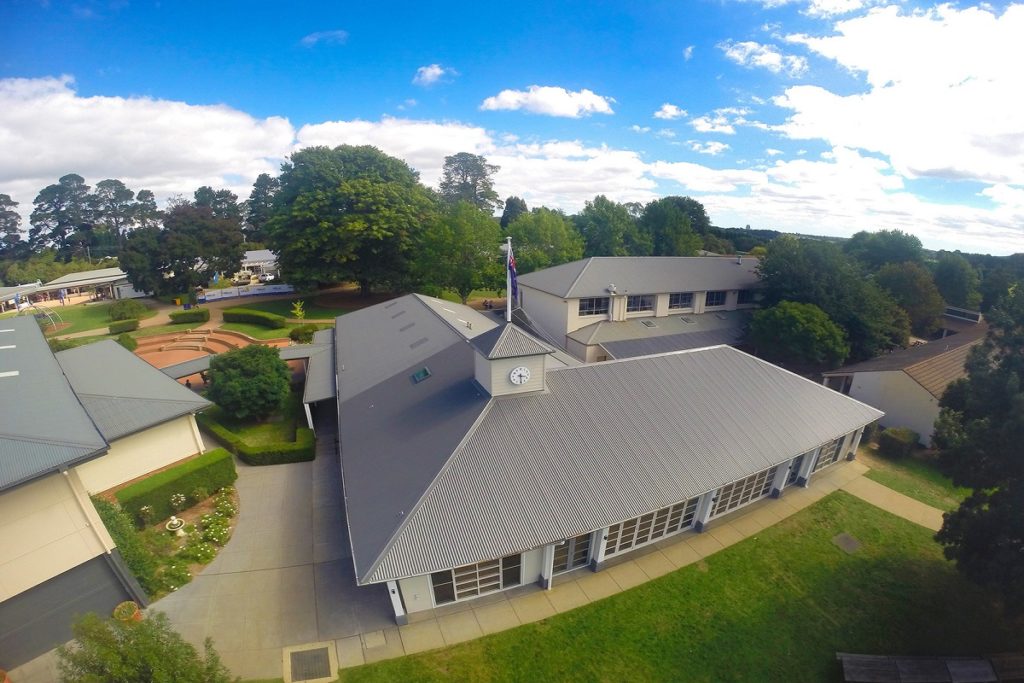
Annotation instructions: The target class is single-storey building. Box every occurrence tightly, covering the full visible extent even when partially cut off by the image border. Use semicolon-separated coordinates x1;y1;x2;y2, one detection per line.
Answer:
0;318;210;669
516;256;761;361
332;294;882;624
822;327;986;446
41;266;149;301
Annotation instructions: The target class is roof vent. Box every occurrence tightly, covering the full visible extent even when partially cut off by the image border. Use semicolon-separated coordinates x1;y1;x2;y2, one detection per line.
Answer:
399;322;415;332
715;313;728;320
391;310;406;319
640;319;657;328
680;316;695;324
410;367;431;384
409;337;428;349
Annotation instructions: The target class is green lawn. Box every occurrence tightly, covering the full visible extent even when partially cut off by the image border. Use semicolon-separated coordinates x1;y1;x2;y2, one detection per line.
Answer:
201;392;301;446
438;289;503;305
221;321;332;340
861;445;970;512
233;297;349;320
337;492;1019;683
133;322;207;338
25;301;158;336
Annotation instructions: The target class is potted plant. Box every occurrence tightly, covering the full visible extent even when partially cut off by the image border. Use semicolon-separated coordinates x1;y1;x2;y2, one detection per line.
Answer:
112;600;142;623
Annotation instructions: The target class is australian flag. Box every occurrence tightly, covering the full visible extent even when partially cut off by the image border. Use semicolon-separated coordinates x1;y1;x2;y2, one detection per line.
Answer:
508;246;518;301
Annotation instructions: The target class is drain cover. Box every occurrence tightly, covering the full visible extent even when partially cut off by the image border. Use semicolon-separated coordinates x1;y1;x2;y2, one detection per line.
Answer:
290;647;331;682
832;532;862;554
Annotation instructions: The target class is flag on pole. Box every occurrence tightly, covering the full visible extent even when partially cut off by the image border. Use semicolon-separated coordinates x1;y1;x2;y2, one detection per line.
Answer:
508;245;518;302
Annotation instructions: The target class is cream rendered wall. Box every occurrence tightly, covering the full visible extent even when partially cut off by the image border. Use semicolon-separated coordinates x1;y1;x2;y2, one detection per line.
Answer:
519;286;571;344
0;470;114;601
397;574;433;614
520;547;545;584
74;415;205;494
486;355;547;396
848;371;939;445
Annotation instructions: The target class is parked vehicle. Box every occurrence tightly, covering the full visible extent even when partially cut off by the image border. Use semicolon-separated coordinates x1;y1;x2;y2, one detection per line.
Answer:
258;272;276;283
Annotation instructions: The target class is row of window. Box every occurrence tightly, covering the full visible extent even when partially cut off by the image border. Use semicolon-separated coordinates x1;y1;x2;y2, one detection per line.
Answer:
813;437;845;473
711;464;779;518
578;290;752;316
553;532;592;574
430;554;522;605
605;495;700;557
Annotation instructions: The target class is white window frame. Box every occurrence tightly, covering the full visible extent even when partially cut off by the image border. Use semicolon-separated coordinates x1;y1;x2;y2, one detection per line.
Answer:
626;294;655;313
705;290;727;307
710;465;780;518
578;297;610;316
668;292;694;310
430;553;523;606
605;496;700;557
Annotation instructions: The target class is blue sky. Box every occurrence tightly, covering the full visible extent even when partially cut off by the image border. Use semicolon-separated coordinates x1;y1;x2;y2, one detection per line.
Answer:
2;0;1022;254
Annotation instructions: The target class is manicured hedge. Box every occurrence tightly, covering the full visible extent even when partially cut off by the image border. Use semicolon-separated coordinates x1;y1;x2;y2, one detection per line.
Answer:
108;318;140;334
92;497;159;595
108;299;149;321
878;426;919;458
196;414;316;466
169;308;210;324
222;307;287;329
116;333;138;351
115;448;237;524
289;323;319;344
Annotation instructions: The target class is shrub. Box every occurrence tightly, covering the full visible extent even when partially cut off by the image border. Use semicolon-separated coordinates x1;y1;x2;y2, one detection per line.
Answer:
108;299;149;321
108;319;140;334
48;337;77;352
155;562;192;593
289;323;318;344
878;427;919;458
222;307;287;329
197;412;316;465
168;308;210;324
116;332;138;351
115;449;237;524
169;492;187;512
207;345;290;420
91;497;159;596
179;539;217;564
189;486;208;504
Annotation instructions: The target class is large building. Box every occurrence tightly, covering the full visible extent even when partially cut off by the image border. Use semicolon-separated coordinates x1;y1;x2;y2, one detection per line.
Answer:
333;294;882;623
0;318;210;669
516;256;761;361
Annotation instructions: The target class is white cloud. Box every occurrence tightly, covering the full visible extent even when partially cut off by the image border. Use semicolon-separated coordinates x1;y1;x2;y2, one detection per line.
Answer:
683;46;695;61
412;64;457;87
689;141;731;155
719;40;808;76
749;0;881;17
396;98;417;111
778;4;1024;187
690;107;750;135
300;30;348;47
630;125;651;134
480;85;615;118
653;103;687;120
656;129;677;139
765;148;784;156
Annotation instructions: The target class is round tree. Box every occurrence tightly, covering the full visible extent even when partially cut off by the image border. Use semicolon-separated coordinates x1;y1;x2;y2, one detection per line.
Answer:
207;344;289;421
749;301;850;371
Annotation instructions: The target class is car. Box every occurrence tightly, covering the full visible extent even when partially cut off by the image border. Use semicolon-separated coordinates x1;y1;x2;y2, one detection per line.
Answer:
258;272;276;283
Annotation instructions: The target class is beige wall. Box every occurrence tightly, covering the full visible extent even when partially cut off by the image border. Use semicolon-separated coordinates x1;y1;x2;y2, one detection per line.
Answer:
476;354;547;396
519;286;572;345
0;470;114;601
75;415;205;494
848;371;938;445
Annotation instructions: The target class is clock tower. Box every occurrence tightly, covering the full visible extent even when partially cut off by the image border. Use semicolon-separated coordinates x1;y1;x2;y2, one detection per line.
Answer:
470;323;554;397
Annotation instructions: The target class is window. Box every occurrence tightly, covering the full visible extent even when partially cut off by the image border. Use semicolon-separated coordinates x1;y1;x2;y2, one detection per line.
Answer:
787;453;808;485
553;532;592;574
737;289;757;305
431;554;523;605
669;292;694;309
711;465;780;517
578;297;610;316
813;437;845;473
410;367;431;384
605;496;699;557
626;294;655;313
705;290;727;307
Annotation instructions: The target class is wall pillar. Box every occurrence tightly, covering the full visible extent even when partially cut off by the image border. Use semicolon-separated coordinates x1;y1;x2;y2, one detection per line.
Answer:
770;460;791;498
189;414;206;454
692;489;717;532
847;427;864;461
796;446;821;487
539;543;556;589
387;580;408;626
304;402;315;433
588;527;608;571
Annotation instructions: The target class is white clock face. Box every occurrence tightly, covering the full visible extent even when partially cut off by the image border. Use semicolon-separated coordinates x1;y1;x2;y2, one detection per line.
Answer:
509;366;531;385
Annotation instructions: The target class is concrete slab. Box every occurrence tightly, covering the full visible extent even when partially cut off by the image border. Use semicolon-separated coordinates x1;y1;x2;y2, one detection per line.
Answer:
575;570;620;602
841;476;944;531
361;627;404;664
660;540;701;568
399;619;446;654
545;579;591;613
473;600;522;635
686;532;725;557
633;549;676;579
335;636;365;668
706;523;745;548
606;561;648;591
437;610;484;645
730;512;769;537
509;590;557;624
220;647;283;681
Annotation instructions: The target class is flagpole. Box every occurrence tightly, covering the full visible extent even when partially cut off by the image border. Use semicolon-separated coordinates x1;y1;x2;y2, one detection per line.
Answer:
505;236;512;323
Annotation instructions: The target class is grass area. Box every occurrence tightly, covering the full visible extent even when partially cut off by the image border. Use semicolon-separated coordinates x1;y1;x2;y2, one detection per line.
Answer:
338;492;1020;683
221;321;332;340
23;301;158;336
234;297;349;320
438;289;503;305
861;445;970;512
132;322;207;338
49;333;117;350
201;391;301;446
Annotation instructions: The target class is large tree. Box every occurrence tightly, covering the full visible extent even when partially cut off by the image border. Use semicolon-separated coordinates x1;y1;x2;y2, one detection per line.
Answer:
506;207;584;274
91;179;137;246
933;287;1024;611
244;173;280;242
758;235;909;361
265;145;436;293
875;261;946;336
118;225;165;295
194;186;242;222
844;229;924;271
0;193;23;255
638;197;702;256
500;196;528;230
207;344;290;421
438;152;501;212
575;195;650;257
134;189;162;229
748;301;849;371
935;251;982;309
57;611;233;683
29;173;93;256
419;201;503;303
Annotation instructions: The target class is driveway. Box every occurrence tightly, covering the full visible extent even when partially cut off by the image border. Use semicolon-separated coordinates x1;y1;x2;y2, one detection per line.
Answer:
156;414;392;680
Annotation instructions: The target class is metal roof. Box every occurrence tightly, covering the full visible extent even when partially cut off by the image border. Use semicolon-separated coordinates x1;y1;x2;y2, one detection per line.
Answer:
905;341;982;399
470;323;555;359
42;267;127;289
0;282;41;302
242;249;277;265
518;256;760;299
601;327;746;359
0;318;108;491
569;310;749;346
303;349;336;403
823;328;986;378
348;341;882;584
56;341;210;441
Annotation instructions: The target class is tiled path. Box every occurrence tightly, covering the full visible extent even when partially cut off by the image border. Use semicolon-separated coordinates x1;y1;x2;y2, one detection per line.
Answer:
8;457;947;683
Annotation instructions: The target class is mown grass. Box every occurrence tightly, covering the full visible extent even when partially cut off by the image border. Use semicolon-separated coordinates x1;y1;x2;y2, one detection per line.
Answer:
221;321;332;340
27;301;157;335
200;391;301;446
860;445;970;512
337;492;1020;683
232;297;349;320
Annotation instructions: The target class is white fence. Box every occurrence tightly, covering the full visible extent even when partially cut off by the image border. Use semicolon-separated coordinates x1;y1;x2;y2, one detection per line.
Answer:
198;283;295;302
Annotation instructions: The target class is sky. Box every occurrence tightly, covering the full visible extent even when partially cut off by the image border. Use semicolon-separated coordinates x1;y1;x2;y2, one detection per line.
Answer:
1;0;1022;255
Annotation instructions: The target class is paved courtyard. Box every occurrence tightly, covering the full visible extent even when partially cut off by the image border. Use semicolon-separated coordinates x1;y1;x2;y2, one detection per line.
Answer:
156;415;392;680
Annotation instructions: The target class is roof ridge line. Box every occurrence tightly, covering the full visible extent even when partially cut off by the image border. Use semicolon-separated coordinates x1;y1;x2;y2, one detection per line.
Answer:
77;393;206;406
0;430;108;450
903;336;982;373
562;257;594;298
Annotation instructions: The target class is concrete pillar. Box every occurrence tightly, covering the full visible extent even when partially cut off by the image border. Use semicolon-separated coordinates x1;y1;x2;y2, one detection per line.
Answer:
692;489;717;532
387;580;408;626
847;428;864;461
539;543;556;589
304;402;315;433
770;460;791;498
588;527;608;571
189;414;206;454
796;446;821;487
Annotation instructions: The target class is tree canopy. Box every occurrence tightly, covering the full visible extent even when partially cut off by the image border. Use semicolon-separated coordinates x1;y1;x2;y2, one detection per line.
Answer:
748;301;850;371
418;201;503;304
575;195;649;257
843;229;924;271
500;196;528;230
244;173;279;242
438;152;501;212
935;251;982;309
207;344;290;421
506;207;584;274
639;197;702;256
0;193;23;256
934;286;1024;611
875;261;946;336
29;173;93;257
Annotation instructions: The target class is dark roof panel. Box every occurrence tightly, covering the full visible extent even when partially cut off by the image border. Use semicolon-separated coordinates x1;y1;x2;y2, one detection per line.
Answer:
470;324;554;359
823;327;986;377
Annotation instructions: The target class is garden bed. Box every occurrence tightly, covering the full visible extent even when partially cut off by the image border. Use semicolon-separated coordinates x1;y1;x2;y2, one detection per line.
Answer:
198;391;316;465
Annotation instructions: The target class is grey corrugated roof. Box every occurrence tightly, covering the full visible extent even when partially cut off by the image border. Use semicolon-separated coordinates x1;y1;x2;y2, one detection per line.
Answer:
303;349;336;403
518;256;760;298
823;327;987;377
601;327;746;359
354;344;882;584
243;249;277;265
470;324;554;359
569;310;750;345
57;341;210;441
42;267;127;289
0;283;40;302
160;338;334;379
0;318;108;491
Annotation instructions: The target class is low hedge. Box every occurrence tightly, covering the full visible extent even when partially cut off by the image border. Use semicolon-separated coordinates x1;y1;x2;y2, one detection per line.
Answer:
196;414;316;466
115;448;237;524
289;323;319;344
169;308;210;324
222;307;287;329
878;426;919;458
116;333;138;351
92;497;159;595
108;318;140;334
108;299;149;321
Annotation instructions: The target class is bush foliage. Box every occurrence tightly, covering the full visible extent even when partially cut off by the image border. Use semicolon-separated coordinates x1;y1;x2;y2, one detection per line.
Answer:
107;299;149;321
288;323;319;344
115;448;237;524
116;332;138;351
749;301;850;370
198;412;315;465
108;318;140;334
91;497;159;595
222;306;287;328
168;307;210;324
207;344;290;420
878;427;919;458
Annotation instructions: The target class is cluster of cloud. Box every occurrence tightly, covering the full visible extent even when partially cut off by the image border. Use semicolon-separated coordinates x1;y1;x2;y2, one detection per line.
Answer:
719;40;808;76
299;30;349;47
479;86;615;118
412;64;458;87
653;103;687;120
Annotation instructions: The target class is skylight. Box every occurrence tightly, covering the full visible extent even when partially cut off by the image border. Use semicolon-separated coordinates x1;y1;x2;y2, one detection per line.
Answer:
411;367;431;384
